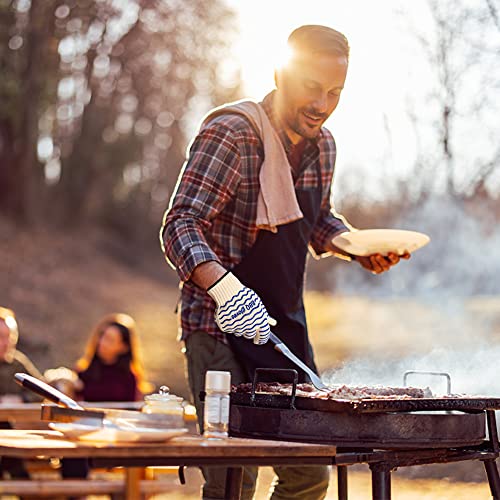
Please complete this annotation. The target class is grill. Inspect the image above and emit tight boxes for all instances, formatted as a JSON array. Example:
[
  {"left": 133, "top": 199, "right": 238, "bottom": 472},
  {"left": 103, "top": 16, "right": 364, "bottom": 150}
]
[{"left": 227, "top": 369, "right": 500, "bottom": 499}]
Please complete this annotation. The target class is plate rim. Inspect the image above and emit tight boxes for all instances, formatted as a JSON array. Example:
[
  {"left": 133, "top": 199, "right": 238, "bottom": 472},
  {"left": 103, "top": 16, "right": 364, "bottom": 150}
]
[
  {"left": 48, "top": 422, "right": 189, "bottom": 442},
  {"left": 331, "top": 228, "right": 430, "bottom": 257}
]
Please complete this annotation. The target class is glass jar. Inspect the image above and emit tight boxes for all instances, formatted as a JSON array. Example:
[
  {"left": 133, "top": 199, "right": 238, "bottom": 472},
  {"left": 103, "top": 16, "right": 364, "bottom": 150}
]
[{"left": 141, "top": 386, "right": 185, "bottom": 428}]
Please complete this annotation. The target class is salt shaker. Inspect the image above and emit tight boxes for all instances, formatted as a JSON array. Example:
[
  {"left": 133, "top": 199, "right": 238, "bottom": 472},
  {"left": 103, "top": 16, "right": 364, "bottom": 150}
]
[{"left": 203, "top": 370, "right": 231, "bottom": 439}]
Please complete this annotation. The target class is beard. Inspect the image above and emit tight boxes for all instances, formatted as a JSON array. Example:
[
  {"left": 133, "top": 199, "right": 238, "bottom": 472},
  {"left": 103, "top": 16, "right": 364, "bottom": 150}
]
[{"left": 286, "top": 106, "right": 327, "bottom": 140}]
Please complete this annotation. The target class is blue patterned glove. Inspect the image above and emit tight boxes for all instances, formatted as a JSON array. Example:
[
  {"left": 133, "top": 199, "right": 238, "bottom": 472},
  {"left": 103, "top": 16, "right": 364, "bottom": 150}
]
[{"left": 207, "top": 272, "right": 276, "bottom": 345}]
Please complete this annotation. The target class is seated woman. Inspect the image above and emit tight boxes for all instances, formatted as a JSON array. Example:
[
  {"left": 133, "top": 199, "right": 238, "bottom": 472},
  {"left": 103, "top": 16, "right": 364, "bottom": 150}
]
[
  {"left": 62, "top": 313, "right": 151, "bottom": 480},
  {"left": 75, "top": 312, "right": 151, "bottom": 401}
]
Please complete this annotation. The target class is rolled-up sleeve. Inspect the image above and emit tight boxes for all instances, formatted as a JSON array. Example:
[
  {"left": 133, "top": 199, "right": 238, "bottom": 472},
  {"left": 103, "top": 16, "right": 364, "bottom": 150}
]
[{"left": 161, "top": 123, "right": 241, "bottom": 282}]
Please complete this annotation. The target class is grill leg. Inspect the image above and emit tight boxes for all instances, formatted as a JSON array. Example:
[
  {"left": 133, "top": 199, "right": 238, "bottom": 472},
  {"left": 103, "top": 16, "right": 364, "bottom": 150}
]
[
  {"left": 337, "top": 465, "right": 348, "bottom": 500},
  {"left": 225, "top": 466, "right": 244, "bottom": 500},
  {"left": 484, "top": 459, "right": 500, "bottom": 499},
  {"left": 370, "top": 464, "right": 391, "bottom": 500},
  {"left": 487, "top": 410, "right": 500, "bottom": 453}
]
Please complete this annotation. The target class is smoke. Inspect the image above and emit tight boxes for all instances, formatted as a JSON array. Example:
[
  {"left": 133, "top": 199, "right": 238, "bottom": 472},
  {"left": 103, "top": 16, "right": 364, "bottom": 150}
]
[
  {"left": 324, "top": 344, "right": 500, "bottom": 396},
  {"left": 321, "top": 294, "right": 500, "bottom": 396},
  {"left": 323, "top": 196, "right": 500, "bottom": 394},
  {"left": 333, "top": 196, "right": 500, "bottom": 297},
  {"left": 319, "top": 195, "right": 500, "bottom": 395}
]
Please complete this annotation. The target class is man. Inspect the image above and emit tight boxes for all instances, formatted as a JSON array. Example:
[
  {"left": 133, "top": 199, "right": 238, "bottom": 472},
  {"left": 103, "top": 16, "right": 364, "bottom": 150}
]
[
  {"left": 0, "top": 306, "right": 43, "bottom": 480},
  {"left": 161, "top": 25, "right": 409, "bottom": 500},
  {"left": 0, "top": 306, "right": 43, "bottom": 403}
]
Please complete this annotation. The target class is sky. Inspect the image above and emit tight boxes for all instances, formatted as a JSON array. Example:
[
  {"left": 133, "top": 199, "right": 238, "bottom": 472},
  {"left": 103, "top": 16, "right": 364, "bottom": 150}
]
[{"left": 224, "top": 0, "right": 500, "bottom": 200}]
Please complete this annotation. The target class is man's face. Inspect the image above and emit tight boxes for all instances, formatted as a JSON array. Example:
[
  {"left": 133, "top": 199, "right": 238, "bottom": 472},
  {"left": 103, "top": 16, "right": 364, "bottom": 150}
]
[
  {"left": 0, "top": 320, "right": 12, "bottom": 361},
  {"left": 276, "top": 53, "right": 348, "bottom": 142}
]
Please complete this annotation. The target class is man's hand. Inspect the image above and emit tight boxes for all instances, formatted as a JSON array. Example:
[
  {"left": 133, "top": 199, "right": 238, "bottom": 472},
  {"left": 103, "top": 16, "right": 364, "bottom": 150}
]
[
  {"left": 207, "top": 272, "right": 276, "bottom": 344},
  {"left": 327, "top": 238, "right": 410, "bottom": 273},
  {"left": 354, "top": 252, "right": 411, "bottom": 274}
]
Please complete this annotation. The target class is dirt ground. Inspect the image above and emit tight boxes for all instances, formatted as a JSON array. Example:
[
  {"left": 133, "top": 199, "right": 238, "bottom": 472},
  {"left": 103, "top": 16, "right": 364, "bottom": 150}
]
[
  {"left": 3, "top": 216, "right": 500, "bottom": 497},
  {"left": 81, "top": 466, "right": 491, "bottom": 499}
]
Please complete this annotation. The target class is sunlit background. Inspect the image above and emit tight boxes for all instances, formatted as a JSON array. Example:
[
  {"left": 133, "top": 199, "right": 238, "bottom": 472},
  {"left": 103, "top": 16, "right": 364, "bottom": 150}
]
[
  {"left": 229, "top": 0, "right": 500, "bottom": 200},
  {"left": 1, "top": 1, "right": 500, "bottom": 494},
  {"left": 228, "top": 0, "right": 426, "bottom": 196}
]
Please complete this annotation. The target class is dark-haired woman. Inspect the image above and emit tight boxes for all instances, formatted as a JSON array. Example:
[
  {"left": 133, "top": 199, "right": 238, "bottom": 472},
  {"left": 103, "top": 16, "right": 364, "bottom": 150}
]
[
  {"left": 62, "top": 313, "right": 151, "bottom": 485},
  {"left": 75, "top": 313, "right": 150, "bottom": 401}
]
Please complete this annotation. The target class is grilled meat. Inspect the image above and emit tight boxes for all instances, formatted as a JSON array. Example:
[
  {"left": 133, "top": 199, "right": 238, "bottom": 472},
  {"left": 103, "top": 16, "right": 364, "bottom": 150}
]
[{"left": 232, "top": 382, "right": 432, "bottom": 400}]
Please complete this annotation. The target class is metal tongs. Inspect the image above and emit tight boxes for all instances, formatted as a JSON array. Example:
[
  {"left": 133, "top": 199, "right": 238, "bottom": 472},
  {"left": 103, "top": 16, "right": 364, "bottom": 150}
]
[
  {"left": 14, "top": 373, "right": 141, "bottom": 429},
  {"left": 269, "top": 333, "right": 330, "bottom": 392}
]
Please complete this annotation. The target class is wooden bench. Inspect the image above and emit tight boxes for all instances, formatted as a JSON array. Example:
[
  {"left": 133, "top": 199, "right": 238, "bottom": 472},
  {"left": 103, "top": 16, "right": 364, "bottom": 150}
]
[{"left": 0, "top": 477, "right": 187, "bottom": 497}]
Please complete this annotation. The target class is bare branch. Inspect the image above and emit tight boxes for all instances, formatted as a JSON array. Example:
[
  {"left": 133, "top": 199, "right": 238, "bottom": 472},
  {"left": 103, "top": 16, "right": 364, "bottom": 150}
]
[{"left": 485, "top": 0, "right": 500, "bottom": 31}]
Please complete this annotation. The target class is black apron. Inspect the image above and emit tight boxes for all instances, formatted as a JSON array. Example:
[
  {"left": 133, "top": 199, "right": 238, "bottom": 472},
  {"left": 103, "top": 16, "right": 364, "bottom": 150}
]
[{"left": 228, "top": 163, "right": 323, "bottom": 383}]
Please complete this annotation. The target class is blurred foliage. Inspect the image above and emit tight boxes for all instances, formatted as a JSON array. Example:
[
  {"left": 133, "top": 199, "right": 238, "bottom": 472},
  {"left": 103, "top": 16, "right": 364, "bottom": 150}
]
[{"left": 0, "top": 0, "right": 241, "bottom": 245}]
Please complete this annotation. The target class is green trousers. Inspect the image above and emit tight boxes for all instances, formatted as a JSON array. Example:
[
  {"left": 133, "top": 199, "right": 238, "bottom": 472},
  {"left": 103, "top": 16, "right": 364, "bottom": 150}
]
[{"left": 184, "top": 331, "right": 330, "bottom": 500}]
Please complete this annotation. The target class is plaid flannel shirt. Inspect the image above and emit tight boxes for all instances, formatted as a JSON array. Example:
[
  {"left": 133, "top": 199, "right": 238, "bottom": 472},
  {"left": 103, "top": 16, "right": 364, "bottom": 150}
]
[{"left": 161, "top": 91, "right": 350, "bottom": 342}]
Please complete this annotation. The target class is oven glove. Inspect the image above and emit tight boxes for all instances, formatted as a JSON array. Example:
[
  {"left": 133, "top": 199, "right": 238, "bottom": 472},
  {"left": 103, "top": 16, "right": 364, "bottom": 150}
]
[{"left": 207, "top": 271, "right": 276, "bottom": 345}]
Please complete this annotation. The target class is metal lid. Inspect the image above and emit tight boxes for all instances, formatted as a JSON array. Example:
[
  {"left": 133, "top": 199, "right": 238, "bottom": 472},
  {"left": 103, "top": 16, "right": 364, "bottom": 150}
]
[{"left": 205, "top": 371, "right": 231, "bottom": 392}]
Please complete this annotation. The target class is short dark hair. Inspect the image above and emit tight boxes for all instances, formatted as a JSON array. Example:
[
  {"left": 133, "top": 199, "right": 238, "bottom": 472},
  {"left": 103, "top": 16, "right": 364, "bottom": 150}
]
[{"left": 287, "top": 25, "right": 350, "bottom": 60}]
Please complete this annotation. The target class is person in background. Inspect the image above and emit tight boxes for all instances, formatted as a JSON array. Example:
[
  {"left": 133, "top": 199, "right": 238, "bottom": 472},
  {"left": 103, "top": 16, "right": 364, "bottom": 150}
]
[
  {"left": 161, "top": 25, "right": 410, "bottom": 500},
  {"left": 0, "top": 306, "right": 44, "bottom": 403},
  {"left": 62, "top": 312, "right": 152, "bottom": 481},
  {"left": 75, "top": 312, "right": 151, "bottom": 402},
  {"left": 0, "top": 306, "right": 44, "bottom": 480}
]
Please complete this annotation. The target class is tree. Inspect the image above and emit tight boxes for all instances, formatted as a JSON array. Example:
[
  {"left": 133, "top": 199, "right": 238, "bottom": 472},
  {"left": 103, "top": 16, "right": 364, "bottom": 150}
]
[
  {"left": 0, "top": 0, "right": 59, "bottom": 223},
  {"left": 0, "top": 0, "right": 241, "bottom": 237},
  {"left": 404, "top": 0, "right": 500, "bottom": 199}
]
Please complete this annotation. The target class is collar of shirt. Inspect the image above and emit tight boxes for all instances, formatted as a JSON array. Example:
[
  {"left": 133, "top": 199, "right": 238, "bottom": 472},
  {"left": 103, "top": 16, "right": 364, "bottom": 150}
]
[{"left": 287, "top": 139, "right": 307, "bottom": 178}]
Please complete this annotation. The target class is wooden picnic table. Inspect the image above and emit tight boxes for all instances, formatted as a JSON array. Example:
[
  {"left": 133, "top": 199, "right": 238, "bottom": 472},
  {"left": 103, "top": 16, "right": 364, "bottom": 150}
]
[
  {"left": 0, "top": 429, "right": 337, "bottom": 499},
  {"left": 0, "top": 401, "right": 144, "bottom": 427},
  {"left": 0, "top": 401, "right": 144, "bottom": 420},
  {"left": 0, "top": 403, "right": 43, "bottom": 423}
]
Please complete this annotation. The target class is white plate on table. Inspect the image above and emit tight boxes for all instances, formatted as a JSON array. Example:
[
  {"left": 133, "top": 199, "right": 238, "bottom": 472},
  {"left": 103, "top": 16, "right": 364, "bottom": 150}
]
[
  {"left": 49, "top": 422, "right": 189, "bottom": 443},
  {"left": 331, "top": 229, "right": 430, "bottom": 257}
]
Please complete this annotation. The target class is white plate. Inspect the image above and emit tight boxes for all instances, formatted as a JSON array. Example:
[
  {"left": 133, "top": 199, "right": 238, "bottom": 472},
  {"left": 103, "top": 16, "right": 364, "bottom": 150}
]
[
  {"left": 49, "top": 422, "right": 189, "bottom": 443},
  {"left": 331, "top": 229, "right": 430, "bottom": 257}
]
